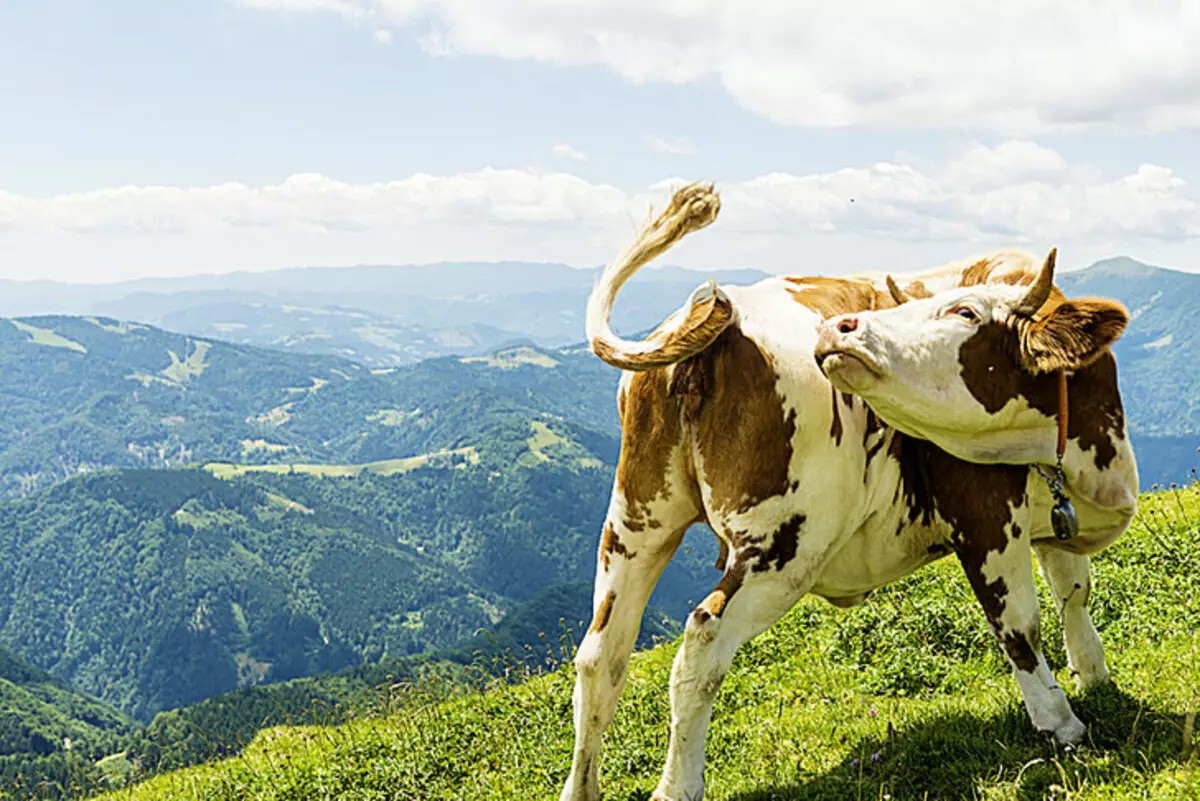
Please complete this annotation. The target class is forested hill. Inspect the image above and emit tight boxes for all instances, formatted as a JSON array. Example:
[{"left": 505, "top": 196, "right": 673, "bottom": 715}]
[
  {"left": 0, "top": 644, "right": 134, "bottom": 756},
  {"left": 0, "top": 314, "right": 620, "bottom": 501},
  {"left": 0, "top": 465, "right": 718, "bottom": 724},
  {"left": 1, "top": 644, "right": 136, "bottom": 796}
]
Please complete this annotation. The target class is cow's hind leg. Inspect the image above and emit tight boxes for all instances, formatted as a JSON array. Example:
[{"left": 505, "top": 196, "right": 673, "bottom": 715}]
[
  {"left": 957, "top": 530, "right": 1087, "bottom": 744},
  {"left": 1034, "top": 546, "right": 1110, "bottom": 690},
  {"left": 652, "top": 531, "right": 821, "bottom": 801},
  {"left": 560, "top": 490, "right": 697, "bottom": 801}
]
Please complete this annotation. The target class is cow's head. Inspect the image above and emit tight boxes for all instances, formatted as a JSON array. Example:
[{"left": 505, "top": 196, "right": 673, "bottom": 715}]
[{"left": 814, "top": 249, "right": 1130, "bottom": 466}]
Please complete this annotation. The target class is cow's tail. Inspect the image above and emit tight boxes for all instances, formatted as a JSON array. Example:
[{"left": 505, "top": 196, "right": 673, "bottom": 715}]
[{"left": 585, "top": 182, "right": 735, "bottom": 372}]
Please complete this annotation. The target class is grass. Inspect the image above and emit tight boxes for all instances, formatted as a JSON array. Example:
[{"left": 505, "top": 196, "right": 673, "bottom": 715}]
[
  {"left": 77, "top": 483, "right": 1200, "bottom": 800},
  {"left": 460, "top": 347, "right": 560, "bottom": 369},
  {"left": 10, "top": 320, "right": 87, "bottom": 353},
  {"left": 526, "top": 420, "right": 567, "bottom": 462},
  {"left": 161, "top": 342, "right": 212, "bottom": 383},
  {"left": 239, "top": 439, "right": 291, "bottom": 456},
  {"left": 83, "top": 318, "right": 146, "bottom": 335},
  {"left": 203, "top": 447, "right": 480, "bottom": 479}
]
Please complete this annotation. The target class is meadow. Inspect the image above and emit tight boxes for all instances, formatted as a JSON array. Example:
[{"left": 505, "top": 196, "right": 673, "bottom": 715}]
[{"left": 73, "top": 481, "right": 1200, "bottom": 801}]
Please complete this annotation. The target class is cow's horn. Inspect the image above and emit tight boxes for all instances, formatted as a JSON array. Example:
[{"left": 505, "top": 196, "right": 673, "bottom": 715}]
[
  {"left": 885, "top": 275, "right": 909, "bottom": 305},
  {"left": 1012, "top": 247, "right": 1057, "bottom": 316}
]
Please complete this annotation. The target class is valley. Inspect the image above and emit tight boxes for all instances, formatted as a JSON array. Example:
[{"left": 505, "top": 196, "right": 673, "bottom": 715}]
[{"left": 0, "top": 254, "right": 1196, "bottom": 798}]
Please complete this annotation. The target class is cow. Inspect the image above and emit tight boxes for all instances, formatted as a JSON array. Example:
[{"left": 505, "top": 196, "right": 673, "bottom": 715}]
[{"left": 559, "top": 183, "right": 1138, "bottom": 801}]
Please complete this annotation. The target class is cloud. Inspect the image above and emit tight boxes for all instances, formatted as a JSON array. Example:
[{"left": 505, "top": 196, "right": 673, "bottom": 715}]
[
  {"left": 231, "top": 0, "right": 1200, "bottom": 135},
  {"left": 644, "top": 135, "right": 697, "bottom": 156},
  {"left": 373, "top": 28, "right": 393, "bottom": 45},
  {"left": 551, "top": 143, "right": 588, "bottom": 162},
  {"left": 4, "top": 142, "right": 1199, "bottom": 279}
]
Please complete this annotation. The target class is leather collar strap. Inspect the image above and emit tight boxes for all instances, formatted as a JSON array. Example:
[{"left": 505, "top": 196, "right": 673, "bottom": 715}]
[
  {"left": 1035, "top": 368, "right": 1078, "bottom": 540},
  {"left": 1056, "top": 368, "right": 1068, "bottom": 463}
]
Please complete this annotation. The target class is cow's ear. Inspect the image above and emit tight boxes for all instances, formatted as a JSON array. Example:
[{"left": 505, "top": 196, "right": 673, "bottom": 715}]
[{"left": 1021, "top": 298, "right": 1129, "bottom": 373}]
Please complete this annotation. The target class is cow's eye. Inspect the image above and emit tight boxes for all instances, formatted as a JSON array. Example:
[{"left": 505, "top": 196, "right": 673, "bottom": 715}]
[{"left": 948, "top": 305, "right": 978, "bottom": 322}]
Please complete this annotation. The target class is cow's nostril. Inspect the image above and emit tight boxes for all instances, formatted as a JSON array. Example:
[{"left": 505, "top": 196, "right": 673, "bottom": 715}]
[{"left": 837, "top": 317, "right": 859, "bottom": 334}]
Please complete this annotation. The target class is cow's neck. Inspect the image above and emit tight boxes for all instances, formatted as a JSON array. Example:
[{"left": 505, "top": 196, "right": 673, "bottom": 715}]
[{"left": 880, "top": 351, "right": 1138, "bottom": 520}]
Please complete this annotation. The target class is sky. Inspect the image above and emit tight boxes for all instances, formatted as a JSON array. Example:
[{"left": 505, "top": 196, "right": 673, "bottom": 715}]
[{"left": 2, "top": 0, "right": 1200, "bottom": 283}]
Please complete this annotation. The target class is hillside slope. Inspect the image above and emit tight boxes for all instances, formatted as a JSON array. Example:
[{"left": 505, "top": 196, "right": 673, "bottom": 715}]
[
  {"left": 1, "top": 645, "right": 134, "bottom": 756},
  {"left": 0, "top": 465, "right": 717, "bottom": 724},
  {"left": 97, "top": 483, "right": 1200, "bottom": 801},
  {"left": 0, "top": 314, "right": 621, "bottom": 500},
  {"left": 1, "top": 645, "right": 135, "bottom": 798}
]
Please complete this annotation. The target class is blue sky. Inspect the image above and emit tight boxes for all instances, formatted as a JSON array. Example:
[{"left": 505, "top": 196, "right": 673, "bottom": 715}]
[{"left": 2, "top": 0, "right": 1199, "bottom": 281}]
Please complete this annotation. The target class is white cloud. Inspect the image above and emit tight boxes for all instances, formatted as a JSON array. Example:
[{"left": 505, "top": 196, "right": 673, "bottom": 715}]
[
  {"left": 644, "top": 135, "right": 697, "bottom": 156},
  {"left": 232, "top": 0, "right": 1200, "bottom": 135},
  {"left": 4, "top": 143, "right": 1200, "bottom": 280},
  {"left": 551, "top": 143, "right": 588, "bottom": 162},
  {"left": 373, "top": 28, "right": 393, "bottom": 44}
]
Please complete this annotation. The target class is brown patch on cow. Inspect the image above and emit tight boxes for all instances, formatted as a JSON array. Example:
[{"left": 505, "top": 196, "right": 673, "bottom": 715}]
[
  {"left": 784, "top": 276, "right": 897, "bottom": 319},
  {"left": 861, "top": 410, "right": 887, "bottom": 480},
  {"left": 901, "top": 279, "right": 933, "bottom": 299},
  {"left": 616, "top": 369, "right": 682, "bottom": 515},
  {"left": 753, "top": 514, "right": 804, "bottom": 572},
  {"left": 882, "top": 431, "right": 1039, "bottom": 667},
  {"left": 588, "top": 590, "right": 617, "bottom": 634},
  {"left": 590, "top": 292, "right": 735, "bottom": 371},
  {"left": 1001, "top": 630, "right": 1039, "bottom": 672},
  {"left": 890, "top": 432, "right": 936, "bottom": 529},
  {"left": 960, "top": 257, "right": 999, "bottom": 287},
  {"left": 696, "top": 587, "right": 729, "bottom": 620},
  {"left": 599, "top": 521, "right": 637, "bottom": 571},
  {"left": 695, "top": 514, "right": 805, "bottom": 618},
  {"left": 702, "top": 560, "right": 747, "bottom": 618},
  {"left": 714, "top": 538, "right": 730, "bottom": 572},
  {"left": 863, "top": 408, "right": 881, "bottom": 441},
  {"left": 958, "top": 323, "right": 1126, "bottom": 470},
  {"left": 684, "top": 327, "right": 798, "bottom": 515},
  {"left": 829, "top": 385, "right": 844, "bottom": 445},
  {"left": 899, "top": 443, "right": 1033, "bottom": 664}
]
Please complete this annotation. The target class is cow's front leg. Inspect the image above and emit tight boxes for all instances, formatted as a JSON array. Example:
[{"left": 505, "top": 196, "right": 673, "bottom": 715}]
[
  {"left": 956, "top": 528, "right": 1087, "bottom": 745},
  {"left": 1034, "top": 545, "right": 1110, "bottom": 690}
]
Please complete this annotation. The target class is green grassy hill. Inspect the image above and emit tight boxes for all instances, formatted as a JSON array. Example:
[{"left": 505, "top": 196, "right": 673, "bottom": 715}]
[{"left": 85, "top": 483, "right": 1199, "bottom": 801}]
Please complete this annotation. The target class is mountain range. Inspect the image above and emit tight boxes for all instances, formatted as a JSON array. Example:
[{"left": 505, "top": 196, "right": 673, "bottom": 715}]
[
  {"left": 0, "top": 252, "right": 1196, "bottom": 796},
  {"left": 0, "top": 263, "right": 770, "bottom": 367}
]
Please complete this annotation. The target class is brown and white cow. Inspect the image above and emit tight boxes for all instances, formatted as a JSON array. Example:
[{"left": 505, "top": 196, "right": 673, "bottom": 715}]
[{"left": 560, "top": 183, "right": 1138, "bottom": 801}]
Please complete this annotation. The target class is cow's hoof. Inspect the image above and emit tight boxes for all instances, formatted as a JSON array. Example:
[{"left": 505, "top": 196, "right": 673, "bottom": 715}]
[{"left": 1049, "top": 715, "right": 1087, "bottom": 746}]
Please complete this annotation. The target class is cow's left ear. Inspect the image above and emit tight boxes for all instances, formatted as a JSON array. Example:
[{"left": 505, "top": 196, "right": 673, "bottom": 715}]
[{"left": 1021, "top": 298, "right": 1130, "bottom": 373}]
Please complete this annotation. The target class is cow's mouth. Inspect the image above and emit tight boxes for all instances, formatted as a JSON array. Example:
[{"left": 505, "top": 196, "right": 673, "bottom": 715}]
[{"left": 814, "top": 347, "right": 883, "bottom": 392}]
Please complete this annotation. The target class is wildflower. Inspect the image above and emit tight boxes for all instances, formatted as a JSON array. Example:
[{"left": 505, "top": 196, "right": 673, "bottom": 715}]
[
  {"left": 851, "top": 758, "right": 860, "bottom": 767},
  {"left": 869, "top": 708, "right": 878, "bottom": 717},
  {"left": 871, "top": 751, "right": 882, "bottom": 762}
]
